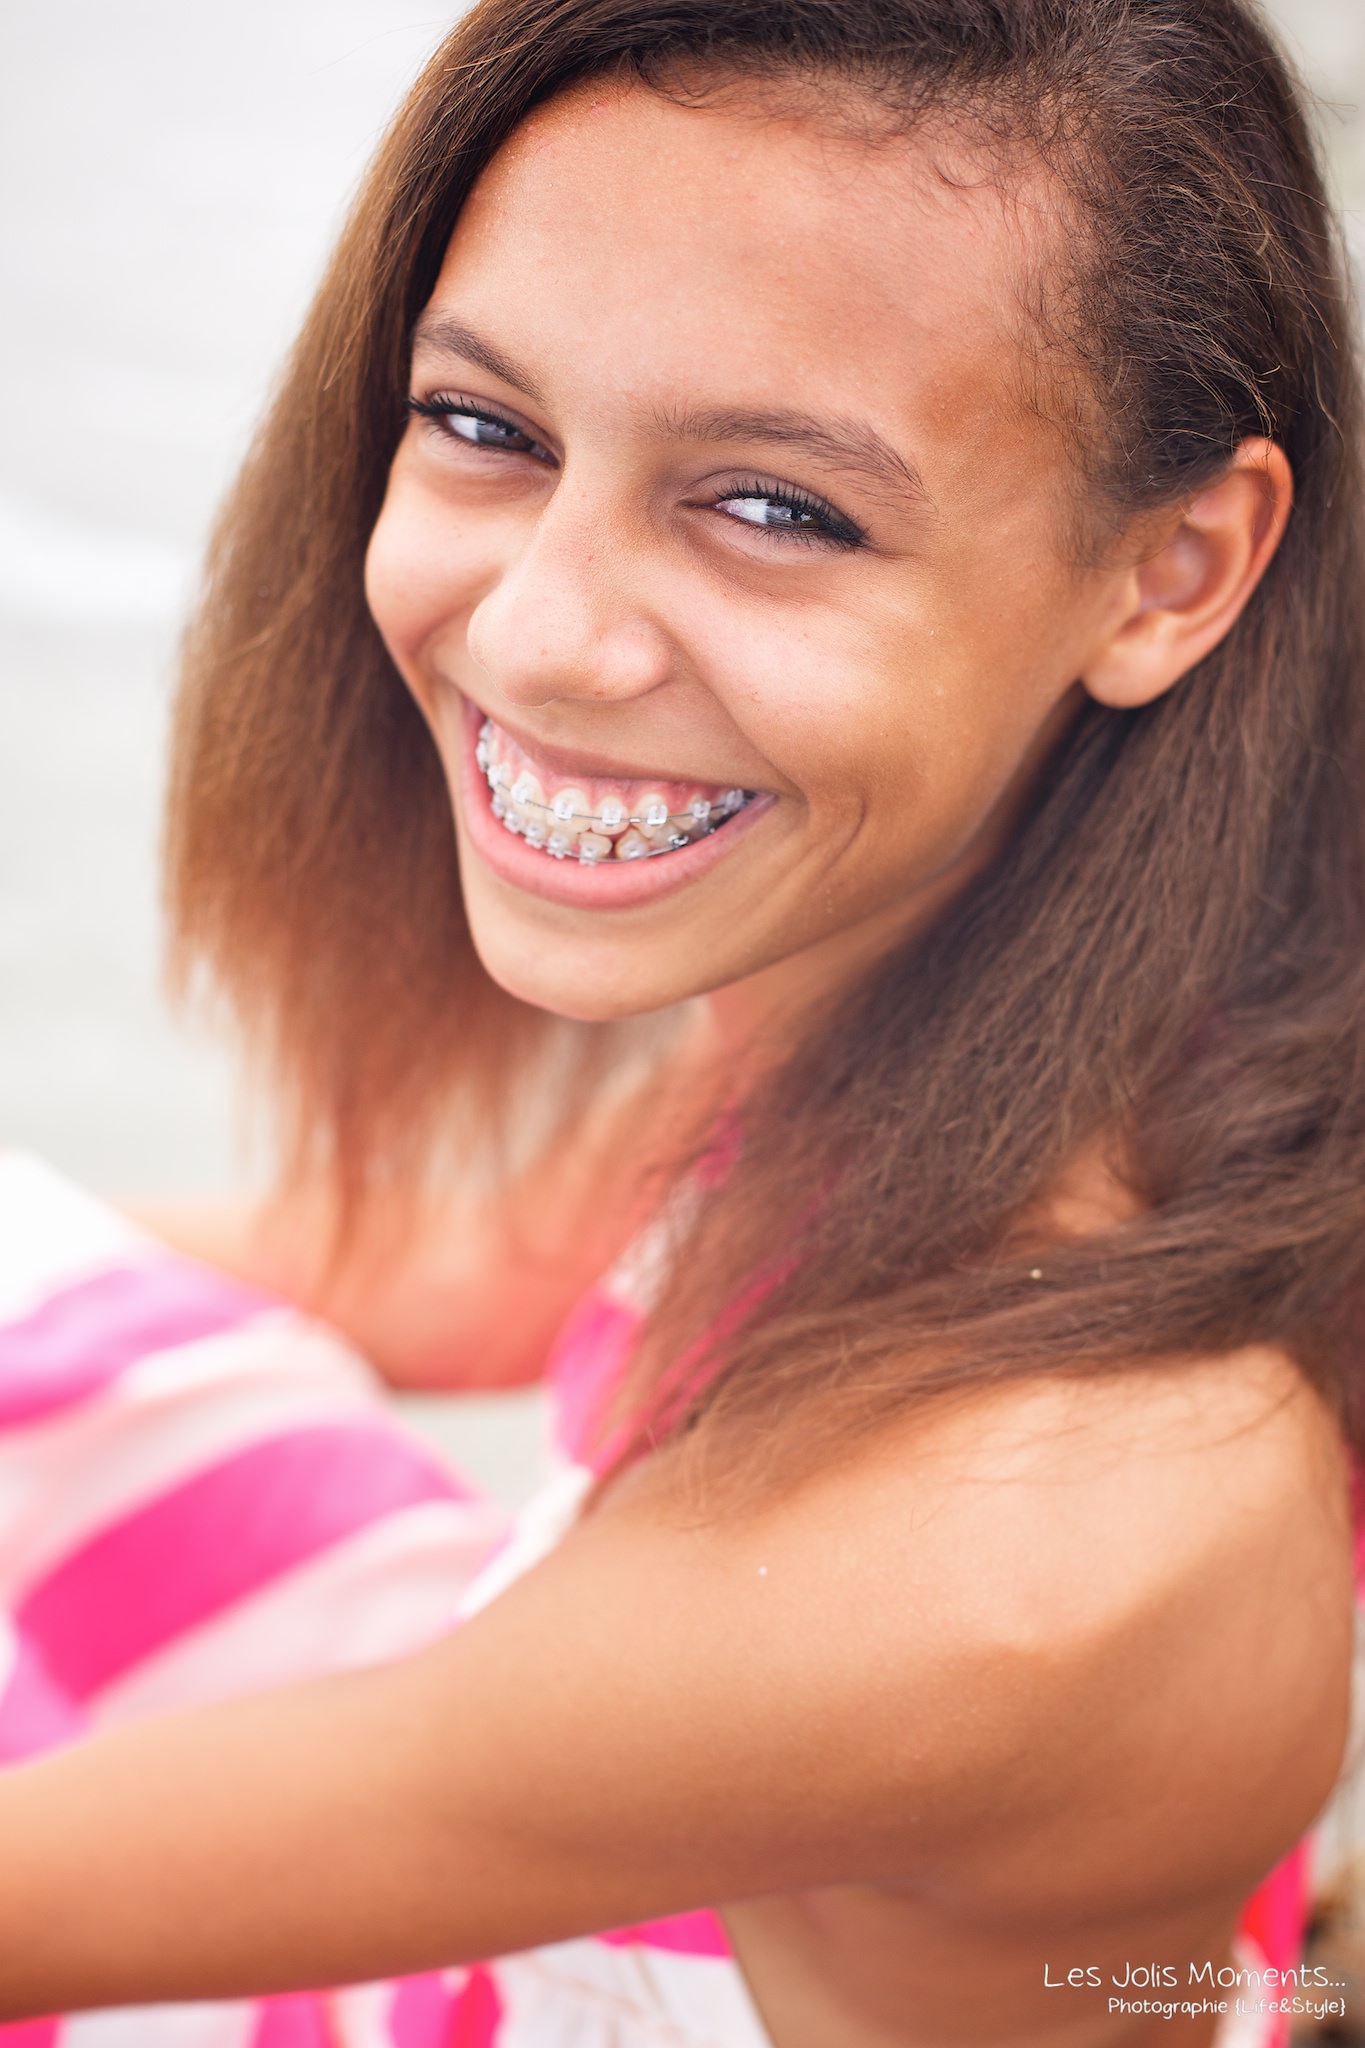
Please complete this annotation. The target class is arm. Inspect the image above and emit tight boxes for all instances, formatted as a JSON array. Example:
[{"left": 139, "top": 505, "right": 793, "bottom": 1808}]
[
  {"left": 127, "top": 1176, "right": 628, "bottom": 1392},
  {"left": 0, "top": 1347, "right": 1351, "bottom": 2015},
  {"left": 123, "top": 1069, "right": 667, "bottom": 1391}
]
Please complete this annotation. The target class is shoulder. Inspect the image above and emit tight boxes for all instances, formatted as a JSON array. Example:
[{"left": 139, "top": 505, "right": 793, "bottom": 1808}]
[
  {"left": 585, "top": 1345, "right": 1354, "bottom": 1892},
  {"left": 417, "top": 1345, "right": 1353, "bottom": 1935}
]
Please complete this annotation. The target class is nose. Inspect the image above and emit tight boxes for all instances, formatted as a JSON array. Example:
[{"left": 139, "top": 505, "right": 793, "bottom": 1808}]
[{"left": 464, "top": 477, "right": 672, "bottom": 710}]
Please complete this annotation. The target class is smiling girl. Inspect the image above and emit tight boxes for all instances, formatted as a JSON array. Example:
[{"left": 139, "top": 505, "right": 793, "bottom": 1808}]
[{"left": 0, "top": 0, "right": 1362, "bottom": 2044}]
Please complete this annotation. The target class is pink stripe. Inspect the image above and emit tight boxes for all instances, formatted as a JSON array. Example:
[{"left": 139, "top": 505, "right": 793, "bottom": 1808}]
[
  {"left": 250, "top": 1996, "right": 331, "bottom": 2048},
  {"left": 546, "top": 1296, "right": 640, "bottom": 1465},
  {"left": 0, "top": 1635, "right": 86, "bottom": 1761},
  {"left": 16, "top": 1425, "right": 466, "bottom": 1699},
  {"left": 1232, "top": 1814, "right": 1313, "bottom": 2048},
  {"left": 599, "top": 1909, "right": 732, "bottom": 1957},
  {"left": 1237, "top": 1838, "right": 1311, "bottom": 1972},
  {"left": 390, "top": 1974, "right": 457, "bottom": 2048},
  {"left": 0, "top": 1261, "right": 280, "bottom": 1427},
  {"left": 0, "top": 2023, "right": 59, "bottom": 2046},
  {"left": 446, "top": 1968, "right": 503, "bottom": 2048}
]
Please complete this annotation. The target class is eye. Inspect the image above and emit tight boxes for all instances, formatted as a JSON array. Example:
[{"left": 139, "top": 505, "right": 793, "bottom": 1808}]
[
  {"left": 711, "top": 480, "right": 865, "bottom": 549},
  {"left": 406, "top": 395, "right": 554, "bottom": 463}
]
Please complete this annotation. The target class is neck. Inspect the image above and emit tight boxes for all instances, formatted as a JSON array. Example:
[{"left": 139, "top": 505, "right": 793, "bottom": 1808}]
[{"left": 702, "top": 868, "right": 964, "bottom": 1075}]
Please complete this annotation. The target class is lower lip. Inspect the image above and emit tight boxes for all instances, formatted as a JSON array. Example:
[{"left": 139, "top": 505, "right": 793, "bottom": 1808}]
[{"left": 456, "top": 701, "right": 774, "bottom": 911}]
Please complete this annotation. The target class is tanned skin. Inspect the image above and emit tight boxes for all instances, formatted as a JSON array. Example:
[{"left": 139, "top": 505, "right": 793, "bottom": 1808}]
[{"left": 15, "top": 81, "right": 1346, "bottom": 2048}]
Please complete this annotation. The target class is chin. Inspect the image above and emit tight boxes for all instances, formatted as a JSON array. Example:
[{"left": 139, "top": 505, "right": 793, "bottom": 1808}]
[{"left": 468, "top": 924, "right": 686, "bottom": 1025}]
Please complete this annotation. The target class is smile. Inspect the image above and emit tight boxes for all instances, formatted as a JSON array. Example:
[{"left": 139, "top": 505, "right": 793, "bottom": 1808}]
[{"left": 476, "top": 718, "right": 756, "bottom": 864}]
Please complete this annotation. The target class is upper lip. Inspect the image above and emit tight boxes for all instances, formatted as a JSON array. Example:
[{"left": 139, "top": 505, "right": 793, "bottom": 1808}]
[{"left": 464, "top": 695, "right": 761, "bottom": 792}]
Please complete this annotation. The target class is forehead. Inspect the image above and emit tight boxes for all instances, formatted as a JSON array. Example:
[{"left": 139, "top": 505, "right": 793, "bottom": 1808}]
[{"left": 424, "top": 81, "right": 1067, "bottom": 473}]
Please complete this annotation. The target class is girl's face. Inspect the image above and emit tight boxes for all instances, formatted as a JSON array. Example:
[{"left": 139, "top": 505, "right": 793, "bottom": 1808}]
[{"left": 366, "top": 83, "right": 1124, "bottom": 1030}]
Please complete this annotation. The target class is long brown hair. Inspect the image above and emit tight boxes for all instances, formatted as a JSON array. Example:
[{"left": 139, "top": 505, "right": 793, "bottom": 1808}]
[{"left": 167, "top": 0, "right": 1365, "bottom": 1479}]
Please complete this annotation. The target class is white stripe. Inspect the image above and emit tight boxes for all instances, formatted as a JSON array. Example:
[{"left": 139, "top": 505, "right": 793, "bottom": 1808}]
[
  {"left": 123, "top": 1315, "right": 375, "bottom": 1405},
  {"left": 456, "top": 1463, "right": 592, "bottom": 1622},
  {"left": 0, "top": 1321, "right": 393, "bottom": 1598},
  {"left": 0, "top": 1152, "right": 147, "bottom": 1322},
  {"left": 93, "top": 1498, "right": 506, "bottom": 1724},
  {"left": 495, "top": 1941, "right": 773, "bottom": 2048},
  {"left": 62, "top": 2002, "right": 257, "bottom": 2048},
  {"left": 0, "top": 1609, "right": 18, "bottom": 1700},
  {"left": 325, "top": 1980, "right": 404, "bottom": 2048},
  {"left": 640, "top": 1948, "right": 773, "bottom": 2048}
]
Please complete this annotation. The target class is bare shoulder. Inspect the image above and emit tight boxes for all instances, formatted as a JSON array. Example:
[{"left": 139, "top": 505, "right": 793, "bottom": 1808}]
[
  {"left": 862, "top": 1347, "right": 1357, "bottom": 1910},
  {"left": 584, "top": 1345, "right": 1353, "bottom": 1899},
  {"left": 377, "top": 1344, "right": 1353, "bottom": 1948},
  {"left": 873, "top": 1343, "right": 1352, "bottom": 1653}
]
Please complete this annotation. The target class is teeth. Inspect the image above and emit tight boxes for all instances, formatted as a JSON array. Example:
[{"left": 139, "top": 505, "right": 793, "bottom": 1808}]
[
  {"left": 550, "top": 787, "right": 585, "bottom": 824},
  {"left": 476, "top": 719, "right": 755, "bottom": 864},
  {"left": 508, "top": 770, "right": 545, "bottom": 841}
]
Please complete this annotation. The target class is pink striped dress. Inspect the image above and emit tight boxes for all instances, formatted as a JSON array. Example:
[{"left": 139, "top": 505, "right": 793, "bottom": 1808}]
[{"left": 0, "top": 1151, "right": 1321, "bottom": 2048}]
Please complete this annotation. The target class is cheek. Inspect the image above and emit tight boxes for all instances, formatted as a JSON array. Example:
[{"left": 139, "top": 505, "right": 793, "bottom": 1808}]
[
  {"left": 363, "top": 476, "right": 496, "bottom": 673},
  {"left": 689, "top": 593, "right": 981, "bottom": 833},
  {"left": 705, "top": 573, "right": 1078, "bottom": 890},
  {"left": 681, "top": 594, "right": 902, "bottom": 798}
]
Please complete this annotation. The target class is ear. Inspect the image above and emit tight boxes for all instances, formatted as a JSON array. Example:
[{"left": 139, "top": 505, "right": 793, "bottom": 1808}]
[{"left": 1081, "top": 438, "right": 1293, "bottom": 711}]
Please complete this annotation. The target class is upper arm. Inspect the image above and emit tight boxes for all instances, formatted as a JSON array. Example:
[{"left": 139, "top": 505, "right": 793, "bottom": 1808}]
[
  {"left": 0, "top": 1345, "right": 1351, "bottom": 2013},
  {"left": 121, "top": 1100, "right": 652, "bottom": 1392},
  {"left": 379, "top": 1345, "right": 1354, "bottom": 1949}
]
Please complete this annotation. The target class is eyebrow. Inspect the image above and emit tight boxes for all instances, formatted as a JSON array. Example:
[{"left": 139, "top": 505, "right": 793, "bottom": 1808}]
[
  {"left": 655, "top": 402, "right": 930, "bottom": 507},
  {"left": 410, "top": 316, "right": 548, "bottom": 406},
  {"left": 410, "top": 315, "right": 930, "bottom": 507}
]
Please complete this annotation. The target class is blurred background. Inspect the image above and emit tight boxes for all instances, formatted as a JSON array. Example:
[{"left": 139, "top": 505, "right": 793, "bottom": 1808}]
[
  {"left": 0, "top": 2, "right": 450, "bottom": 1200},
  {"left": 0, "top": 4, "right": 543, "bottom": 1495},
  {"left": 1, "top": 1, "right": 1363, "bottom": 1508}
]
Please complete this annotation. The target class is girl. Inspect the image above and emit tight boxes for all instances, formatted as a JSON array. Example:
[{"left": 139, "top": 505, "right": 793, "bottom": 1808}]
[{"left": 0, "top": 0, "right": 1362, "bottom": 2043}]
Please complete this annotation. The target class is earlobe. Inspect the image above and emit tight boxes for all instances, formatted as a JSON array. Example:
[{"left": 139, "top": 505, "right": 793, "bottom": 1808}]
[{"left": 1081, "top": 438, "right": 1294, "bottom": 711}]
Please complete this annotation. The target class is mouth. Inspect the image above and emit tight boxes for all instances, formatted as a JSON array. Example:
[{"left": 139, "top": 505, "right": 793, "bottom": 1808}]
[{"left": 476, "top": 716, "right": 758, "bottom": 866}]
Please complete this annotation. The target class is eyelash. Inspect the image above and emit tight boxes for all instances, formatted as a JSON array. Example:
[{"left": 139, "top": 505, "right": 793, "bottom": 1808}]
[
  {"left": 709, "top": 476, "right": 866, "bottom": 550},
  {"left": 405, "top": 394, "right": 867, "bottom": 551},
  {"left": 406, "top": 394, "right": 551, "bottom": 459}
]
